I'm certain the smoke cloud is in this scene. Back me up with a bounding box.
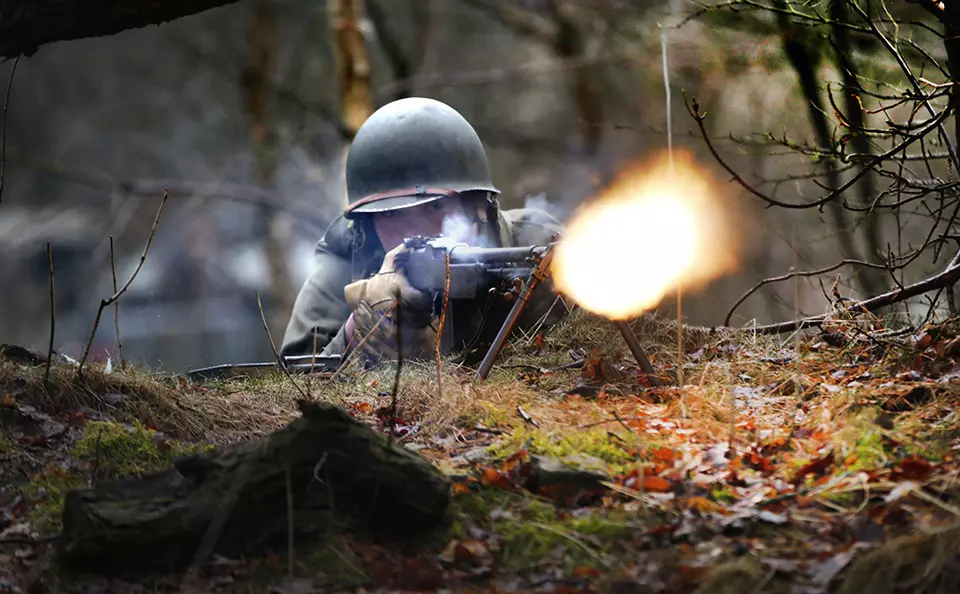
[523,192,570,223]
[442,211,477,244]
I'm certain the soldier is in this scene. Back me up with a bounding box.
[280,97,565,364]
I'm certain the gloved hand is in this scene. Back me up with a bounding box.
[344,244,438,362]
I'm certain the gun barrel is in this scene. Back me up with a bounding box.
[449,245,544,264]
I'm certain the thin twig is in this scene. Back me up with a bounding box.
[685,91,951,210]
[725,258,898,326]
[321,299,398,386]
[257,292,307,400]
[0,55,20,205]
[0,535,58,546]
[387,288,403,445]
[285,465,295,578]
[109,236,125,369]
[183,458,257,583]
[613,410,638,436]
[752,247,960,334]
[518,405,540,428]
[91,426,103,486]
[434,252,451,398]
[43,242,55,383]
[308,327,319,399]
[76,191,168,380]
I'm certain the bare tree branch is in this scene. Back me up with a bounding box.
[748,249,960,335]
[0,0,244,59]
[457,0,558,44]
[76,192,168,380]
[0,55,18,205]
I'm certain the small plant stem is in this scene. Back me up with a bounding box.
[77,191,168,380]
[43,242,55,383]
[257,292,307,400]
[109,235,126,368]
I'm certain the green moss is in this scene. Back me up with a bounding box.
[487,427,641,474]
[712,486,736,504]
[452,488,648,577]
[0,430,13,454]
[855,431,890,470]
[72,420,211,480]
[23,466,85,535]
[21,420,212,535]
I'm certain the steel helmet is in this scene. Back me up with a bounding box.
[343,97,500,218]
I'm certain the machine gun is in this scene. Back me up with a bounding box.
[187,234,657,383]
[395,235,557,380]
[395,235,658,383]
[186,236,557,383]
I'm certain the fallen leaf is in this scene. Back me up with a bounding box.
[448,539,493,570]
[792,452,834,485]
[351,401,373,415]
[687,496,726,515]
[892,456,934,481]
[572,565,603,578]
[641,476,672,493]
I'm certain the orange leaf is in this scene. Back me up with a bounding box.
[532,333,545,349]
[481,468,501,484]
[572,565,603,578]
[1,394,15,407]
[502,449,528,473]
[651,447,675,462]
[641,476,672,493]
[687,496,726,515]
[451,482,471,496]
[352,401,373,414]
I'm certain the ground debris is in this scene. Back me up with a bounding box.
[4,312,960,591]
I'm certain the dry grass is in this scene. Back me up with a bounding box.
[7,310,960,591]
[836,522,960,594]
[0,358,207,440]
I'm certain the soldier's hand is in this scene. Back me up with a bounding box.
[343,244,437,361]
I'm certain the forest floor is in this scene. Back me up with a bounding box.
[3,308,960,593]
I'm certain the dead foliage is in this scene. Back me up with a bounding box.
[4,310,960,592]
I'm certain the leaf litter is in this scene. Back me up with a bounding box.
[3,311,960,592]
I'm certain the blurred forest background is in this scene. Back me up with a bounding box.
[0,0,954,373]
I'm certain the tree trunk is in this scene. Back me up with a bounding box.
[830,0,883,284]
[548,1,602,156]
[57,402,451,576]
[330,0,374,140]
[776,2,880,297]
[243,0,293,337]
[0,0,243,59]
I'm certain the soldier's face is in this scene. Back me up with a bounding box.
[372,197,477,251]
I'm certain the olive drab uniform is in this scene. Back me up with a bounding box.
[279,206,565,360]
[279,96,567,362]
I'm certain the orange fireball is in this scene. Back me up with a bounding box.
[551,149,739,320]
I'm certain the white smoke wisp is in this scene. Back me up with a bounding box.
[524,192,550,213]
[442,211,477,244]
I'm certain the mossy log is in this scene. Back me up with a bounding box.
[57,402,451,575]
